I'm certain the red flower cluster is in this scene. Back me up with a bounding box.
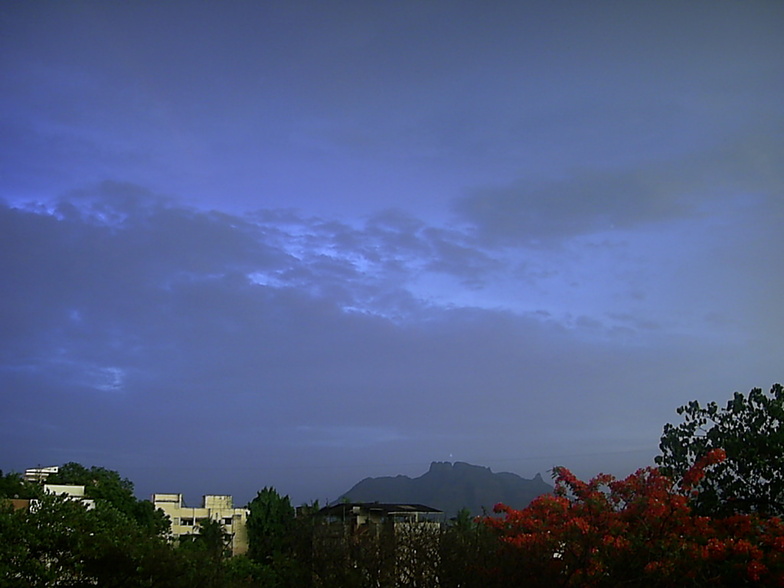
[482,450,784,586]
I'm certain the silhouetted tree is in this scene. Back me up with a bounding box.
[439,508,498,588]
[656,383,784,516]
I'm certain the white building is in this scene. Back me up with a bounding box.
[152,493,249,556]
[24,466,59,483]
[36,484,95,510]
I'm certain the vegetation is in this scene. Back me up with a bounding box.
[3,383,783,586]
[46,461,170,535]
[484,451,784,586]
[0,492,185,587]
[0,470,42,500]
[246,487,296,565]
[0,467,250,587]
[656,384,784,517]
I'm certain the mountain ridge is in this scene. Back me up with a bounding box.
[340,461,553,517]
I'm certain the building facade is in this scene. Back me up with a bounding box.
[316,503,443,586]
[152,493,249,556]
[43,484,95,510]
[318,502,443,530]
[24,466,59,483]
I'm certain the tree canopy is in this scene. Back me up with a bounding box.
[46,461,169,535]
[1,491,188,587]
[484,454,784,587]
[1,464,255,587]
[246,486,295,564]
[656,383,784,517]
[0,470,41,500]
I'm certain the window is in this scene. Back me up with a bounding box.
[181,518,194,526]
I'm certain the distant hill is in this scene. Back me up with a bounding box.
[340,461,553,517]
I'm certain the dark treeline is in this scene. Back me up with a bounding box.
[4,385,784,586]
[0,467,497,588]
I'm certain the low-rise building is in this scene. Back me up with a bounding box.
[43,484,95,509]
[318,502,443,530]
[316,503,443,586]
[24,466,59,483]
[152,493,249,556]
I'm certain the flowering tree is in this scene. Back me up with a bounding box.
[482,450,784,586]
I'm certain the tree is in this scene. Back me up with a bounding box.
[1,464,262,587]
[246,486,295,564]
[175,518,232,587]
[656,384,784,517]
[482,454,784,587]
[46,462,169,535]
[245,486,309,587]
[438,508,497,588]
[0,470,41,500]
[0,492,186,587]
[179,517,231,560]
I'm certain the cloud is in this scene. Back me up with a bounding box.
[2,178,783,504]
[453,125,784,246]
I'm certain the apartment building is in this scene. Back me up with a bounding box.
[24,466,59,483]
[152,493,249,556]
[43,484,96,510]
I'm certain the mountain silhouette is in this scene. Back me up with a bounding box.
[340,461,553,517]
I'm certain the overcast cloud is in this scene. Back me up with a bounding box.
[1,1,782,505]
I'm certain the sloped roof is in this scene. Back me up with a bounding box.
[319,502,442,517]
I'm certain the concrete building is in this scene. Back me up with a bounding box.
[24,466,59,483]
[24,484,97,512]
[318,502,443,529]
[152,493,249,556]
[43,484,95,509]
[44,484,86,499]
[316,503,443,586]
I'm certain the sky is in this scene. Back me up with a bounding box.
[1,1,783,507]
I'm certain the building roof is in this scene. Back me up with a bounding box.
[24,466,59,482]
[318,502,442,517]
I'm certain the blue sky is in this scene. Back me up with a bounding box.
[1,1,783,506]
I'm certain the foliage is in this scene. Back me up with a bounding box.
[10,386,784,588]
[47,462,134,493]
[46,462,170,535]
[0,492,269,587]
[246,486,295,564]
[482,451,784,586]
[310,515,399,588]
[0,470,41,500]
[178,517,231,560]
[245,487,312,587]
[656,384,784,516]
[223,554,270,586]
[438,508,498,588]
[310,508,492,588]
[0,493,186,587]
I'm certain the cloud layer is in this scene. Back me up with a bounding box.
[3,175,782,503]
[2,1,783,505]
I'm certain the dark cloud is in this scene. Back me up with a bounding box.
[2,2,783,505]
[453,125,784,246]
[3,183,782,503]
